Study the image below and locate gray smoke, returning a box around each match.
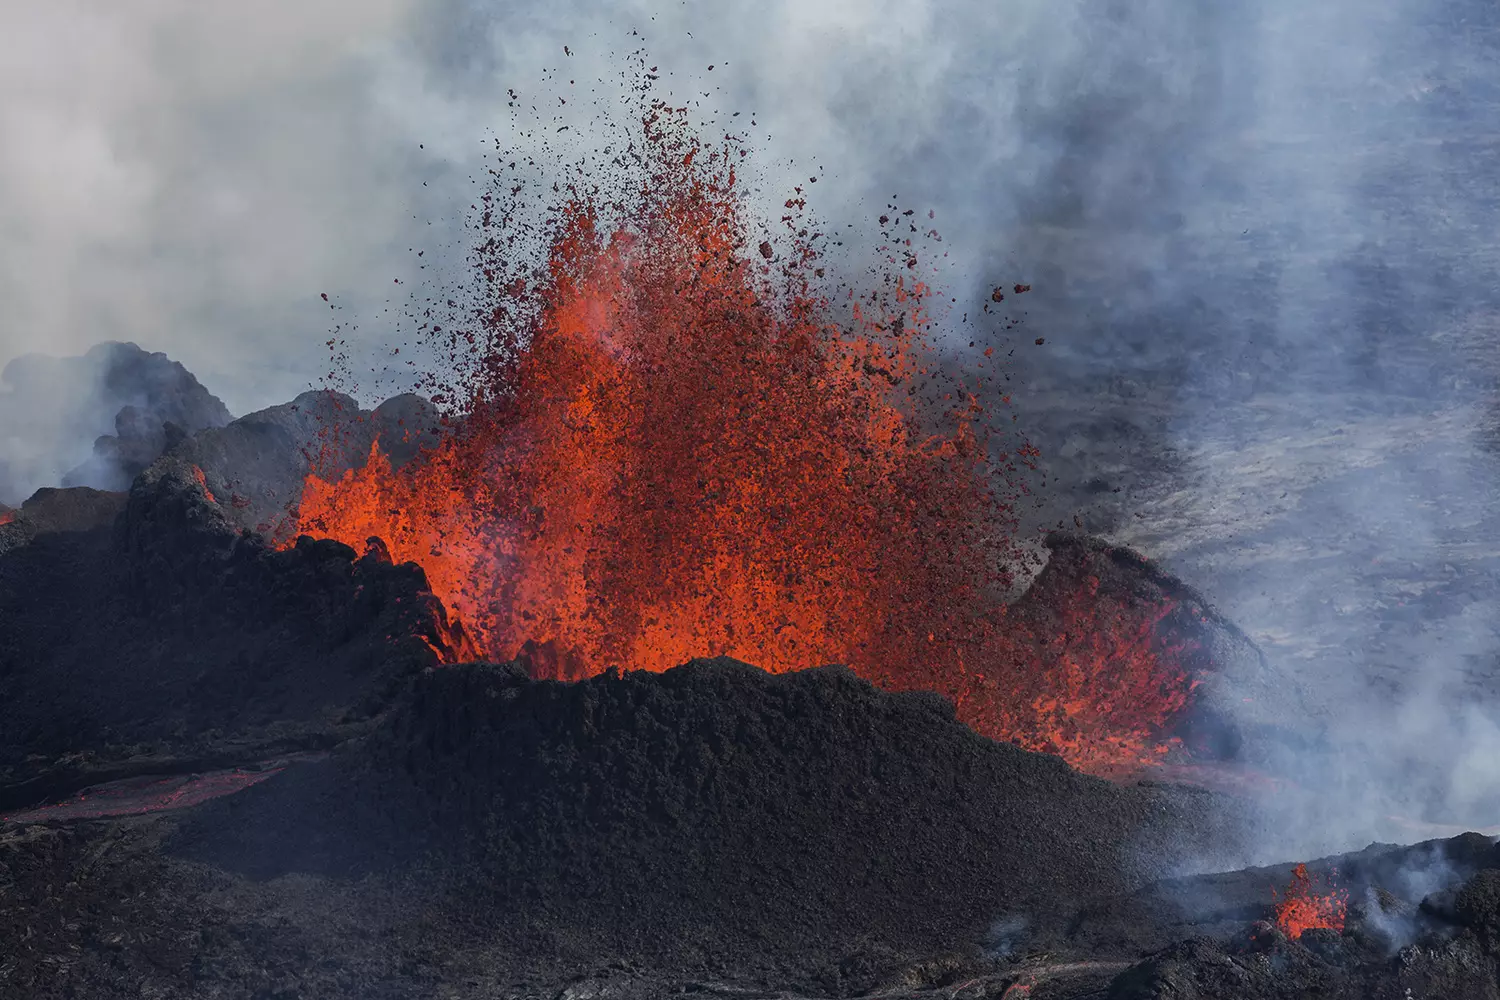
[0,0,430,415]
[0,342,230,504]
[5,1,1498,857]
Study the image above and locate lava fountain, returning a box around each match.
[1273,863,1349,938]
[288,95,1199,772]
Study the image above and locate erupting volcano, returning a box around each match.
[285,96,1201,772]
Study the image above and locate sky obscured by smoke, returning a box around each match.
[8,0,1493,412]
[6,0,1487,405]
[5,0,1500,857]
[0,0,426,413]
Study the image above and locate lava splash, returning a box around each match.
[289,95,1199,772]
[1273,863,1349,938]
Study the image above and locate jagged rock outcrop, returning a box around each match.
[0,461,462,794]
[0,342,231,503]
[167,390,440,537]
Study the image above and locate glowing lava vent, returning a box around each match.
[1273,863,1349,938]
[287,94,1202,773]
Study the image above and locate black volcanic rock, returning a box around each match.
[1105,891,1500,1000]
[168,389,441,537]
[56,342,233,491]
[1049,832,1500,1000]
[169,657,1251,985]
[1069,832,1500,963]
[0,459,464,797]
[1456,869,1500,937]
[0,486,126,557]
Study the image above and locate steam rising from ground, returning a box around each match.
[5,1,1500,857]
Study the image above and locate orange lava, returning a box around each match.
[959,582,1201,773]
[191,465,216,504]
[288,94,1199,772]
[1273,863,1348,938]
[0,510,13,527]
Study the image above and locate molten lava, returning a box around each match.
[288,96,1200,772]
[191,465,216,504]
[1273,863,1348,938]
[961,583,1201,774]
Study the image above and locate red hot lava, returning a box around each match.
[1273,863,1348,938]
[288,96,1200,773]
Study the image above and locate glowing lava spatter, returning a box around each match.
[289,84,1199,771]
[967,582,1203,773]
[1273,863,1349,938]
[191,465,216,504]
[299,107,1001,676]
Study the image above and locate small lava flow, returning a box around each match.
[285,94,1201,773]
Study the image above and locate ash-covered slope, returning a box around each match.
[0,461,464,801]
[172,658,1251,979]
